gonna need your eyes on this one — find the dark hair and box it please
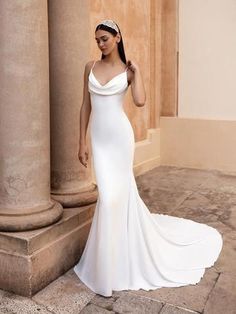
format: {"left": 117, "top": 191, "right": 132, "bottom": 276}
{"left": 95, "top": 22, "right": 127, "bottom": 65}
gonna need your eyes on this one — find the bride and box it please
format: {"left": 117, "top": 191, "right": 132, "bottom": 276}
{"left": 73, "top": 19, "right": 223, "bottom": 297}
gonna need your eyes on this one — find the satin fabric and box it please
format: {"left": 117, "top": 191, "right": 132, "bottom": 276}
{"left": 73, "top": 60, "right": 223, "bottom": 297}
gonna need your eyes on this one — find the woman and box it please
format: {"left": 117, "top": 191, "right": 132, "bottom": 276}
{"left": 73, "top": 19, "right": 223, "bottom": 297}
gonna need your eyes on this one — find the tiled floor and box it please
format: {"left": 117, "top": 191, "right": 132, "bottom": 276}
{"left": 0, "top": 166, "right": 236, "bottom": 314}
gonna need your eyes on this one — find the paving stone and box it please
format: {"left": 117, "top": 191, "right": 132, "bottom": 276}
{"left": 209, "top": 220, "right": 234, "bottom": 235}
{"left": 195, "top": 191, "right": 236, "bottom": 220}
{"left": 171, "top": 208, "right": 219, "bottom": 225}
{"left": 0, "top": 289, "right": 6, "bottom": 302}
{"left": 89, "top": 293, "right": 118, "bottom": 311}
{"left": 179, "top": 189, "right": 235, "bottom": 212}
{"left": 204, "top": 273, "right": 236, "bottom": 314}
{"left": 213, "top": 230, "right": 236, "bottom": 274}
{"left": 127, "top": 267, "right": 219, "bottom": 313}
{"left": 218, "top": 205, "right": 236, "bottom": 230}
{"left": 32, "top": 268, "right": 94, "bottom": 314}
{"left": 0, "top": 291, "right": 52, "bottom": 314}
{"left": 137, "top": 165, "right": 181, "bottom": 182}
{"left": 198, "top": 172, "right": 236, "bottom": 194}
{"left": 175, "top": 190, "right": 236, "bottom": 225}
{"left": 138, "top": 186, "right": 192, "bottom": 215}
{"left": 138, "top": 167, "right": 215, "bottom": 192}
{"left": 160, "top": 304, "right": 198, "bottom": 313}
{"left": 80, "top": 303, "right": 115, "bottom": 313}
{"left": 112, "top": 292, "right": 163, "bottom": 313}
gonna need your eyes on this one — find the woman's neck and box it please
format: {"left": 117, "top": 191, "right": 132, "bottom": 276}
{"left": 102, "top": 49, "right": 121, "bottom": 66}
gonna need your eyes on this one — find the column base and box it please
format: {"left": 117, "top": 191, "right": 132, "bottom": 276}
{"left": 0, "top": 204, "right": 94, "bottom": 297}
{"left": 0, "top": 200, "right": 63, "bottom": 232}
{"left": 51, "top": 183, "right": 98, "bottom": 207}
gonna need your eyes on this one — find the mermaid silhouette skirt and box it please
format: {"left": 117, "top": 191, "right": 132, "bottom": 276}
{"left": 73, "top": 62, "right": 223, "bottom": 297}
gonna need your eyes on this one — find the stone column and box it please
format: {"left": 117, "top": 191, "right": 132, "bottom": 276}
{"left": 48, "top": 0, "right": 97, "bottom": 207}
{"left": 161, "top": 0, "right": 179, "bottom": 116}
{"left": 0, "top": 0, "right": 63, "bottom": 231}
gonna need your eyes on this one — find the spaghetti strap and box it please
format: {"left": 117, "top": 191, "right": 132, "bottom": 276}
{"left": 89, "top": 60, "right": 96, "bottom": 78}
{"left": 91, "top": 60, "right": 96, "bottom": 71}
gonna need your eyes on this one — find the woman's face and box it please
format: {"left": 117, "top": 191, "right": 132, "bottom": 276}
{"left": 95, "top": 29, "right": 119, "bottom": 55}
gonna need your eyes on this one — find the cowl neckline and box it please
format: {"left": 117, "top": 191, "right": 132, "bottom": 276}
{"left": 88, "top": 65, "right": 128, "bottom": 95}
{"left": 90, "top": 68, "right": 128, "bottom": 88}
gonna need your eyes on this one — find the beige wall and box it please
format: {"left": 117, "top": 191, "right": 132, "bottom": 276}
{"left": 161, "top": 117, "right": 236, "bottom": 173}
{"left": 161, "top": 1, "right": 236, "bottom": 173}
{"left": 178, "top": 0, "right": 236, "bottom": 120}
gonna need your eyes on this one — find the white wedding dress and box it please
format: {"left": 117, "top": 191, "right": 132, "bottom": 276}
{"left": 73, "top": 60, "right": 223, "bottom": 297}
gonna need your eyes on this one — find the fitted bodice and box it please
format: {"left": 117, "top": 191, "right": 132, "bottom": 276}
{"left": 88, "top": 60, "right": 129, "bottom": 120}
{"left": 87, "top": 60, "right": 132, "bottom": 147}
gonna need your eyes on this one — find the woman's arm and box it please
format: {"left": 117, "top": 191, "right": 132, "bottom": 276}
{"left": 79, "top": 61, "right": 93, "bottom": 146}
{"left": 127, "top": 60, "right": 146, "bottom": 107}
{"left": 78, "top": 61, "right": 93, "bottom": 167}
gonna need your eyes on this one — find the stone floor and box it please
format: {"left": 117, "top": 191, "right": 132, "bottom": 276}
{"left": 0, "top": 165, "right": 236, "bottom": 314}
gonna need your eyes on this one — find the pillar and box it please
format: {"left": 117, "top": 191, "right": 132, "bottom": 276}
{"left": 161, "top": 0, "right": 179, "bottom": 116}
{"left": 48, "top": 0, "right": 97, "bottom": 207}
{"left": 0, "top": 0, "right": 63, "bottom": 231}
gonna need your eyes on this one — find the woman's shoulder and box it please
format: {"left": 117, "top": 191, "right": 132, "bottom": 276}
{"left": 85, "top": 60, "right": 96, "bottom": 69}
{"left": 84, "top": 60, "right": 97, "bottom": 76}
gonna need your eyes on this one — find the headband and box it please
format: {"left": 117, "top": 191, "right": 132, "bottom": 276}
{"left": 98, "top": 19, "right": 119, "bottom": 33}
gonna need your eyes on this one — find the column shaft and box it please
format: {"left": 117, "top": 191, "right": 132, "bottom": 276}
{"left": 0, "top": 0, "right": 63, "bottom": 231}
{"left": 48, "top": 0, "right": 97, "bottom": 206}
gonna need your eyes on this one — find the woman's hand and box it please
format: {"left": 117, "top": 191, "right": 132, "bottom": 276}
{"left": 126, "top": 60, "right": 139, "bottom": 73}
{"left": 78, "top": 144, "right": 89, "bottom": 168}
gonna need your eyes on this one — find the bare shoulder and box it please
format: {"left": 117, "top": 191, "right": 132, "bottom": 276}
{"left": 85, "top": 60, "right": 95, "bottom": 72}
